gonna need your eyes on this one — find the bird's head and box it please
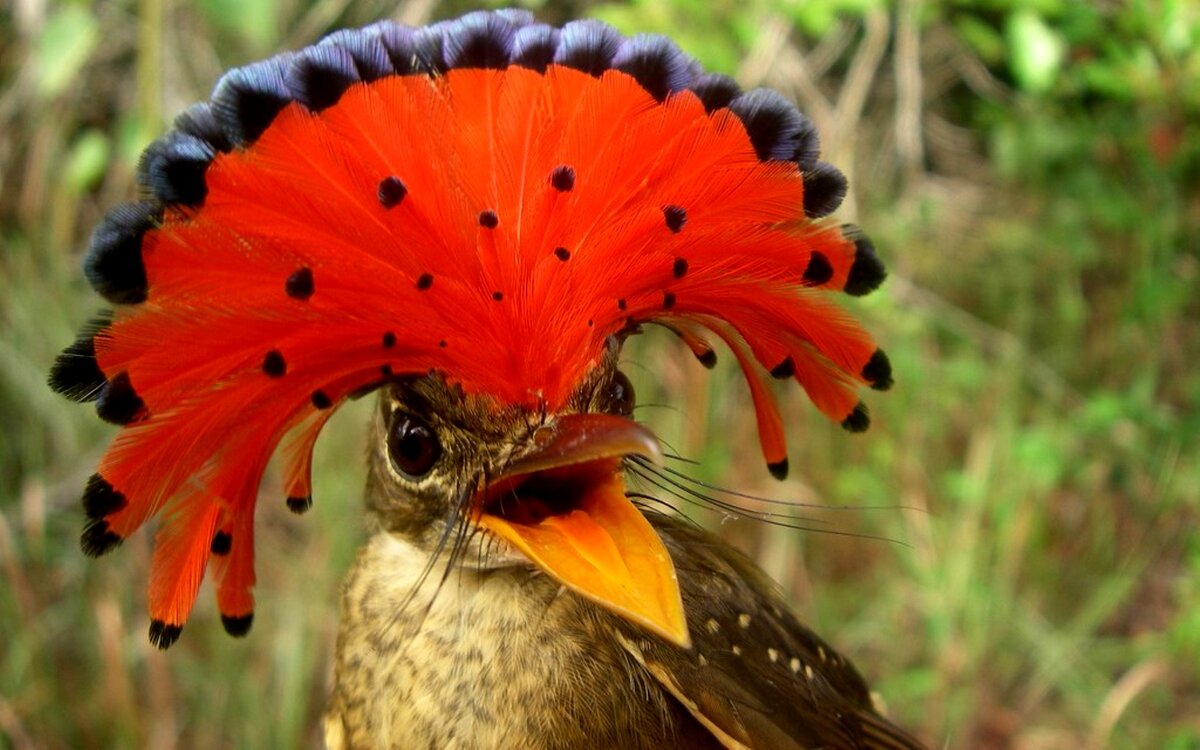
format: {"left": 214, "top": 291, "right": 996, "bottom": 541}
{"left": 365, "top": 342, "right": 687, "bottom": 644}
{"left": 50, "top": 10, "right": 890, "bottom": 650}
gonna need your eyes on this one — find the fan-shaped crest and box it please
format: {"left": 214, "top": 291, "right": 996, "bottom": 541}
{"left": 50, "top": 9, "right": 891, "bottom": 647}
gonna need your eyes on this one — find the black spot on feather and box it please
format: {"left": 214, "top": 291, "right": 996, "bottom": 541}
{"left": 479, "top": 210, "right": 499, "bottom": 228}
{"left": 663, "top": 205, "right": 687, "bottom": 233}
{"left": 286, "top": 267, "right": 314, "bottom": 300}
{"left": 138, "top": 132, "right": 215, "bottom": 205}
{"left": 210, "top": 531, "right": 232, "bottom": 555}
{"left": 550, "top": 165, "right": 575, "bottom": 192}
{"left": 148, "top": 620, "right": 182, "bottom": 650}
{"left": 492, "top": 291, "right": 504, "bottom": 301}
{"left": 416, "top": 273, "right": 434, "bottom": 290}
{"left": 221, "top": 613, "right": 254, "bottom": 637}
{"left": 96, "top": 372, "right": 147, "bottom": 425}
{"left": 382, "top": 331, "right": 397, "bottom": 348}
{"left": 377, "top": 176, "right": 407, "bottom": 208}
{"left": 617, "top": 298, "right": 627, "bottom": 311}
{"left": 554, "top": 247, "right": 571, "bottom": 261}
{"left": 842, "top": 228, "right": 887, "bottom": 296}
{"left": 287, "top": 495, "right": 313, "bottom": 514}
{"left": 262, "top": 350, "right": 287, "bottom": 378}
{"left": 84, "top": 202, "right": 159, "bottom": 305}
{"left": 311, "top": 389, "right": 333, "bottom": 409}
{"left": 802, "top": 162, "right": 848, "bottom": 218}
{"left": 286, "top": 44, "right": 361, "bottom": 112}
{"left": 83, "top": 474, "right": 126, "bottom": 519}
{"left": 770, "top": 357, "right": 795, "bottom": 379}
{"left": 802, "top": 251, "right": 833, "bottom": 285}
{"left": 662, "top": 292, "right": 676, "bottom": 309}
{"left": 862, "top": 349, "right": 893, "bottom": 391}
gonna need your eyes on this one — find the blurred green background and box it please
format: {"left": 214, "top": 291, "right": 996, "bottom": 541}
{"left": 2, "top": 0, "right": 1198, "bottom": 747}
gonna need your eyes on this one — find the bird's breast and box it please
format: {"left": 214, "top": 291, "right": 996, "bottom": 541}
{"left": 325, "top": 532, "right": 685, "bottom": 750}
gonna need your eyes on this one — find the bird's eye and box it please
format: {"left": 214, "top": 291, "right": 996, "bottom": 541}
{"left": 606, "top": 371, "right": 636, "bottom": 416}
{"left": 387, "top": 414, "right": 442, "bottom": 478}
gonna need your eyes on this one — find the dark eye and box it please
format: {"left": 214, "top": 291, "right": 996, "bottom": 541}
{"left": 606, "top": 371, "right": 636, "bottom": 416}
{"left": 387, "top": 413, "right": 442, "bottom": 478}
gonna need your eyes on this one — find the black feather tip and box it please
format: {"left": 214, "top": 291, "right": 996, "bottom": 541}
{"left": 611, "top": 34, "right": 693, "bottom": 103}
{"left": 211, "top": 55, "right": 295, "bottom": 147}
{"left": 767, "top": 458, "right": 789, "bottom": 480}
{"left": 554, "top": 19, "right": 623, "bottom": 77}
{"left": 841, "top": 402, "right": 870, "bottom": 433}
{"left": 843, "top": 228, "right": 887, "bottom": 297}
{"left": 769, "top": 356, "right": 795, "bottom": 380}
{"left": 210, "top": 530, "right": 233, "bottom": 556}
{"left": 286, "top": 44, "right": 361, "bottom": 112}
{"left": 221, "top": 613, "right": 254, "bottom": 637}
{"left": 83, "top": 473, "right": 127, "bottom": 519}
{"left": 802, "top": 162, "right": 848, "bottom": 218}
{"left": 862, "top": 349, "right": 893, "bottom": 391}
{"left": 80, "top": 518, "right": 123, "bottom": 557}
{"left": 138, "top": 132, "right": 215, "bottom": 206}
{"left": 96, "top": 371, "right": 147, "bottom": 425}
{"left": 287, "top": 495, "right": 313, "bottom": 514}
{"left": 49, "top": 315, "right": 111, "bottom": 402}
{"left": 83, "top": 203, "right": 159, "bottom": 305}
{"left": 148, "top": 620, "right": 183, "bottom": 650}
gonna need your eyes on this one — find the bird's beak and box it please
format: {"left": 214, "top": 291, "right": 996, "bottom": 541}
{"left": 473, "top": 413, "right": 690, "bottom": 648}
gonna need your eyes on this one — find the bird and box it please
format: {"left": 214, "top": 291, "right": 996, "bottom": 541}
{"left": 49, "top": 9, "right": 924, "bottom": 749}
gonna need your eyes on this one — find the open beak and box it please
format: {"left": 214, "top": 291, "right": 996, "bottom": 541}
{"left": 473, "top": 413, "right": 690, "bottom": 648}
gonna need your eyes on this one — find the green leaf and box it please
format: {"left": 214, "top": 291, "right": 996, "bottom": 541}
{"left": 35, "top": 5, "right": 100, "bottom": 99}
{"left": 64, "top": 130, "right": 110, "bottom": 193}
{"left": 199, "top": 0, "right": 279, "bottom": 52}
{"left": 1006, "top": 9, "right": 1066, "bottom": 93}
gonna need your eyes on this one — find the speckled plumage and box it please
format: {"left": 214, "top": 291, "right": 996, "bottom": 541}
{"left": 323, "top": 370, "right": 923, "bottom": 750}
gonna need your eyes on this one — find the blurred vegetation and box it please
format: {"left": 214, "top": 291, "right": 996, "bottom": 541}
{"left": 2, "top": 0, "right": 1197, "bottom": 747}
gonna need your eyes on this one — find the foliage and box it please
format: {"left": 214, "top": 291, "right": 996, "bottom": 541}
{"left": 1, "top": 0, "right": 1196, "bottom": 747}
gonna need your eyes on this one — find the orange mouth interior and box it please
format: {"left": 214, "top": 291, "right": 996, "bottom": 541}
{"left": 473, "top": 455, "right": 690, "bottom": 647}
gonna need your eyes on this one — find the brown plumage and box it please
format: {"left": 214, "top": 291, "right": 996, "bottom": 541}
{"left": 323, "top": 363, "right": 924, "bottom": 749}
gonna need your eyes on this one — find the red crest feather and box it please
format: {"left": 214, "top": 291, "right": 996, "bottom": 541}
{"left": 50, "top": 10, "right": 891, "bottom": 646}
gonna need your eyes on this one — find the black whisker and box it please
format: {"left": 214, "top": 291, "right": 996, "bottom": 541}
{"left": 380, "top": 476, "right": 479, "bottom": 642}
{"left": 627, "top": 464, "right": 911, "bottom": 546}
{"left": 626, "top": 462, "right": 833, "bottom": 527}
{"left": 637, "top": 454, "right": 926, "bottom": 513}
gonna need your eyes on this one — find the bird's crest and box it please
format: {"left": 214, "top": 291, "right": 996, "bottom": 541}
{"left": 50, "top": 9, "right": 890, "bottom": 647}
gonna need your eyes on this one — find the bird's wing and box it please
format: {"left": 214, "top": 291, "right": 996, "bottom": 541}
{"left": 613, "top": 513, "right": 926, "bottom": 750}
